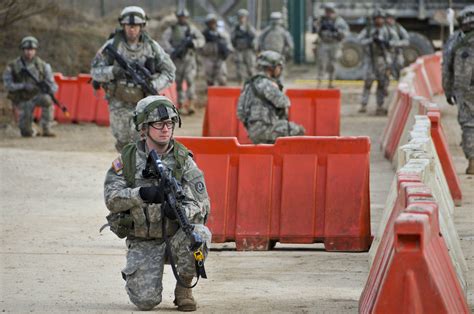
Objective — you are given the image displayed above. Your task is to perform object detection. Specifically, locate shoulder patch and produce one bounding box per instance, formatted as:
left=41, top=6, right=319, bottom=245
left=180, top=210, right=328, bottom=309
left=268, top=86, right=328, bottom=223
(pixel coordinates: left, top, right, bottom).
left=112, top=157, right=123, bottom=174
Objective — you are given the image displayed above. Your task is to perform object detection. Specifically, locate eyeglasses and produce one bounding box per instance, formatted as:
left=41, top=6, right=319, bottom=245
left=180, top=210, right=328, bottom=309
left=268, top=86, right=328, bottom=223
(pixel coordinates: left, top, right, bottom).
left=150, top=121, right=175, bottom=130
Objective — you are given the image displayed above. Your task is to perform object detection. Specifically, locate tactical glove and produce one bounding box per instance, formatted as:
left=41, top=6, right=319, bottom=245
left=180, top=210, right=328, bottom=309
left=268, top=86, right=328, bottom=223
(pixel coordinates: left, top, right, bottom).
left=446, top=95, right=456, bottom=106
left=139, top=186, right=164, bottom=204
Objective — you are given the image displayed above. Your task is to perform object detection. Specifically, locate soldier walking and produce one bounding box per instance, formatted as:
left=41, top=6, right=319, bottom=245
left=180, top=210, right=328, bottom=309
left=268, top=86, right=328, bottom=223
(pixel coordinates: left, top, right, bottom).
left=200, top=14, right=233, bottom=86
left=237, top=51, right=305, bottom=144
left=3, top=36, right=58, bottom=137
left=442, top=5, right=474, bottom=174
left=231, top=9, right=257, bottom=84
left=313, top=3, right=349, bottom=88
left=358, top=9, right=396, bottom=115
left=162, top=9, right=205, bottom=115
left=91, top=6, right=175, bottom=152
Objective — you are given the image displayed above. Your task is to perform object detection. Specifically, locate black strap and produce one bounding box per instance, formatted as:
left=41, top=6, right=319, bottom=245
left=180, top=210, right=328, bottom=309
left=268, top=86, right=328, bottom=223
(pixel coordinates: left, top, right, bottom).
left=161, top=205, right=202, bottom=289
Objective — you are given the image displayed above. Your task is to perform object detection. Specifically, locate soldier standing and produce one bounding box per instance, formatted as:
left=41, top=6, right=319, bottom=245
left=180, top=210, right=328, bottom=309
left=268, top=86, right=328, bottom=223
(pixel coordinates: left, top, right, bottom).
left=231, top=9, right=257, bottom=84
left=162, top=9, right=205, bottom=116
left=313, top=3, right=349, bottom=88
left=258, top=12, right=294, bottom=62
left=200, top=14, right=233, bottom=86
left=385, top=10, right=410, bottom=80
left=104, top=95, right=211, bottom=311
left=442, top=5, right=474, bottom=174
left=91, top=6, right=175, bottom=152
left=237, top=51, right=305, bottom=144
left=358, top=9, right=396, bottom=115
left=3, top=36, right=58, bottom=137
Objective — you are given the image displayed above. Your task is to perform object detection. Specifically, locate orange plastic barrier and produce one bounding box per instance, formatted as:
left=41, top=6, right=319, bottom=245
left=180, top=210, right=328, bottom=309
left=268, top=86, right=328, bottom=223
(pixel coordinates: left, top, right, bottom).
left=411, top=61, right=432, bottom=100
left=380, top=87, right=411, bottom=160
left=426, top=110, right=463, bottom=205
left=176, top=136, right=371, bottom=251
left=360, top=198, right=468, bottom=313
left=202, top=87, right=341, bottom=143
left=75, top=74, right=98, bottom=123
left=422, top=53, right=443, bottom=95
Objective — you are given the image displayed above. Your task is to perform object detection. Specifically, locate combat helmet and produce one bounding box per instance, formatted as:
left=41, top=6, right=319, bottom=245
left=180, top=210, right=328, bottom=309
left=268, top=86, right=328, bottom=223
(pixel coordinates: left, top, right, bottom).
left=176, top=8, right=190, bottom=17
left=323, top=2, right=337, bottom=13
left=385, top=9, right=396, bottom=18
left=372, top=8, right=386, bottom=19
left=133, top=96, right=181, bottom=131
left=237, top=9, right=249, bottom=17
left=20, top=36, right=39, bottom=49
left=257, top=50, right=284, bottom=68
left=459, top=5, right=474, bottom=31
left=119, top=6, right=147, bottom=25
left=205, top=13, right=217, bottom=23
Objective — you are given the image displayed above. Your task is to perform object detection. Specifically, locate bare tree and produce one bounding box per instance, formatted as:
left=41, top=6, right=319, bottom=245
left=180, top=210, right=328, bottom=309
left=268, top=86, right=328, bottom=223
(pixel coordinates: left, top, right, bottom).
left=0, top=0, right=57, bottom=28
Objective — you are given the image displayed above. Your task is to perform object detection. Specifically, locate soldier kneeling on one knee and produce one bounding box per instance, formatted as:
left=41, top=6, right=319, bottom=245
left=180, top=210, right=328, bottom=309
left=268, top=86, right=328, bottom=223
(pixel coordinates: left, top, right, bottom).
left=103, top=95, right=211, bottom=311
left=237, top=50, right=305, bottom=144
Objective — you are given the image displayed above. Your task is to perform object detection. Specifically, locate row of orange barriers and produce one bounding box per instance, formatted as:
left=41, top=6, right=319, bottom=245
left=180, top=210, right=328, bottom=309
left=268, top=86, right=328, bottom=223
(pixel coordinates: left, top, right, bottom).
left=380, top=53, right=462, bottom=205
left=203, top=87, right=341, bottom=143
left=359, top=173, right=468, bottom=313
left=176, top=136, right=372, bottom=251
left=34, top=73, right=180, bottom=126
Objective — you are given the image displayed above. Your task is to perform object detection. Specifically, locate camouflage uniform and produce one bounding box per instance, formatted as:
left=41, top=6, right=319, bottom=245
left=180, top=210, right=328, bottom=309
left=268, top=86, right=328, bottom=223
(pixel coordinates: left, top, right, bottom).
left=3, top=37, right=57, bottom=137
left=358, top=18, right=396, bottom=114
left=258, top=12, right=294, bottom=61
left=161, top=11, right=205, bottom=110
left=91, top=7, right=175, bottom=152
left=237, top=51, right=305, bottom=144
left=200, top=14, right=233, bottom=86
left=386, top=12, right=409, bottom=80
left=231, top=9, right=257, bottom=83
left=442, top=7, right=474, bottom=173
left=313, top=13, right=349, bottom=87
left=104, top=96, right=211, bottom=311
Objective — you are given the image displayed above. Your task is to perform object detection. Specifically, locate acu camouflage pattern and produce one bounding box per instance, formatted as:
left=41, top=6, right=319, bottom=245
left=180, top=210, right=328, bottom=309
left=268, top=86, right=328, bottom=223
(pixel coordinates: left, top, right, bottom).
left=258, top=24, right=294, bottom=61
left=104, top=140, right=211, bottom=310
left=314, top=15, right=349, bottom=81
left=231, top=22, right=257, bottom=83
left=91, top=31, right=176, bottom=151
left=2, top=56, right=57, bottom=135
left=358, top=25, right=396, bottom=108
left=386, top=22, right=410, bottom=79
left=162, top=23, right=205, bottom=105
left=237, top=73, right=305, bottom=144
left=200, top=27, right=233, bottom=86
left=443, top=31, right=474, bottom=159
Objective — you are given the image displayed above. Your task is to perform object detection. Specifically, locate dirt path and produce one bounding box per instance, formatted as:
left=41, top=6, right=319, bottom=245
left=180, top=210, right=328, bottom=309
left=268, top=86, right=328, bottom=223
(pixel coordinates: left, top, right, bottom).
left=0, top=86, right=471, bottom=313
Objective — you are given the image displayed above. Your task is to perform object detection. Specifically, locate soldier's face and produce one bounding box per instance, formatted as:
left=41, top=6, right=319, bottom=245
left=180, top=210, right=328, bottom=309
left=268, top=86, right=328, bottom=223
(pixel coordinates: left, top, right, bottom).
left=374, top=17, right=384, bottom=27
left=325, top=9, right=336, bottom=19
left=124, top=24, right=142, bottom=42
left=207, top=21, right=217, bottom=30
left=386, top=17, right=395, bottom=25
left=147, top=119, right=174, bottom=145
left=23, top=48, right=36, bottom=61
left=178, top=16, right=187, bottom=25
left=239, top=16, right=247, bottom=24
left=273, top=65, right=282, bottom=78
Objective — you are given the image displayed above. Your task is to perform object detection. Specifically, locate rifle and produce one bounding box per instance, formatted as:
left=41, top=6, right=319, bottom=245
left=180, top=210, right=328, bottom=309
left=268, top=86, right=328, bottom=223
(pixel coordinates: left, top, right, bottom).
left=20, top=59, right=70, bottom=117
left=204, top=29, right=231, bottom=60
left=171, top=35, right=195, bottom=60
left=103, top=44, right=157, bottom=95
left=147, top=150, right=207, bottom=286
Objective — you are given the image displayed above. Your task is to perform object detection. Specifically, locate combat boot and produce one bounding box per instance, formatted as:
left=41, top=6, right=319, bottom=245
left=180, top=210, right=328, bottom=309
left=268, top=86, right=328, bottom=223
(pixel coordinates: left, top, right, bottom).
left=187, top=100, right=196, bottom=115
left=466, top=159, right=474, bottom=175
left=42, top=129, right=56, bottom=137
left=358, top=105, right=367, bottom=113
left=174, top=277, right=197, bottom=312
left=375, top=107, right=388, bottom=116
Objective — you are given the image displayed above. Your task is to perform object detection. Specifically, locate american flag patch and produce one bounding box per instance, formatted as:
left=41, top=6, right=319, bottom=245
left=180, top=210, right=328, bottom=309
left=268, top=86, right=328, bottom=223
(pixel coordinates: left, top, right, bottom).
left=112, top=157, right=123, bottom=173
